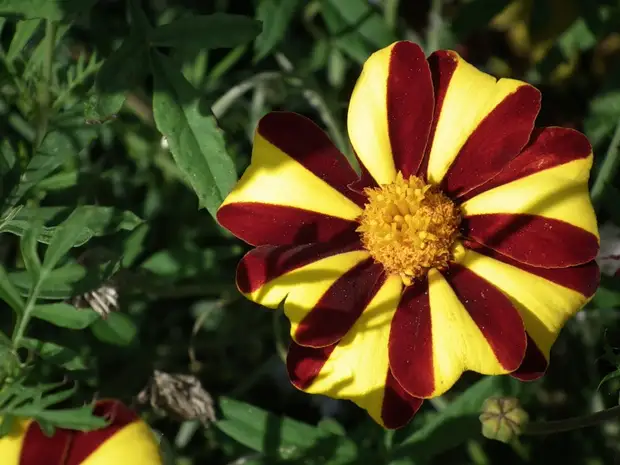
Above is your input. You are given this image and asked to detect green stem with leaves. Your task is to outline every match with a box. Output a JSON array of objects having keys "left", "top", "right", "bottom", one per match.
[
  {"left": 591, "top": 118, "right": 620, "bottom": 208},
  {"left": 11, "top": 280, "right": 43, "bottom": 351},
  {"left": 35, "top": 19, "right": 57, "bottom": 148},
  {"left": 524, "top": 404, "right": 620, "bottom": 435}
]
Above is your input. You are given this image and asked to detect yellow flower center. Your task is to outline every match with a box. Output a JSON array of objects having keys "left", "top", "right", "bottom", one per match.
[{"left": 357, "top": 173, "right": 461, "bottom": 285}]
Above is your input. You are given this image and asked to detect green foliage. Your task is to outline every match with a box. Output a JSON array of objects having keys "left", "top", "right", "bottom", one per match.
[{"left": 0, "top": 0, "right": 617, "bottom": 464}]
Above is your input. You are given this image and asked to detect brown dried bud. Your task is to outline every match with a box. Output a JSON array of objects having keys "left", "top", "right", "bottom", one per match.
[
  {"left": 479, "top": 397, "right": 529, "bottom": 443},
  {"left": 138, "top": 370, "right": 216, "bottom": 425}
]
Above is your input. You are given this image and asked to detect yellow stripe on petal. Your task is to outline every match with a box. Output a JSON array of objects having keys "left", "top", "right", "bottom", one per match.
[
  {"left": 428, "top": 269, "right": 511, "bottom": 396},
  {"left": 304, "top": 275, "right": 402, "bottom": 424},
  {"left": 427, "top": 53, "right": 527, "bottom": 185},
  {"left": 461, "top": 157, "right": 598, "bottom": 238},
  {"left": 0, "top": 418, "right": 31, "bottom": 465},
  {"left": 459, "top": 248, "right": 589, "bottom": 358},
  {"left": 347, "top": 44, "right": 396, "bottom": 185},
  {"left": 81, "top": 421, "right": 162, "bottom": 465},
  {"left": 222, "top": 133, "right": 362, "bottom": 220},
  {"left": 244, "top": 250, "right": 370, "bottom": 336}
]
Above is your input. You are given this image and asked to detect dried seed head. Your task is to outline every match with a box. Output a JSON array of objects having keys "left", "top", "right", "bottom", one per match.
[{"left": 138, "top": 370, "right": 216, "bottom": 425}]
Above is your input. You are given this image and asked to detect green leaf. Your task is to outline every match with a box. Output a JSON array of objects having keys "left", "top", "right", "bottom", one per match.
[
  {"left": 390, "top": 377, "right": 523, "bottom": 464},
  {"left": 19, "top": 338, "right": 87, "bottom": 371},
  {"left": 150, "top": 14, "right": 262, "bottom": 49},
  {"left": 216, "top": 397, "right": 357, "bottom": 463},
  {"left": 36, "top": 405, "right": 108, "bottom": 430},
  {"left": 6, "top": 19, "right": 41, "bottom": 63},
  {"left": 11, "top": 262, "right": 93, "bottom": 300},
  {"left": 31, "top": 303, "right": 99, "bottom": 329},
  {"left": 42, "top": 208, "right": 96, "bottom": 272},
  {"left": 0, "top": 206, "right": 143, "bottom": 246},
  {"left": 325, "top": 0, "right": 397, "bottom": 49},
  {"left": 254, "top": 0, "right": 300, "bottom": 61},
  {"left": 0, "top": 0, "right": 98, "bottom": 20},
  {"left": 585, "top": 91, "right": 620, "bottom": 148},
  {"left": 151, "top": 50, "right": 237, "bottom": 219},
  {"left": 90, "top": 312, "right": 137, "bottom": 346},
  {"left": 6, "top": 126, "right": 96, "bottom": 209},
  {"left": 85, "top": 33, "right": 149, "bottom": 122},
  {"left": 0, "top": 140, "right": 19, "bottom": 213},
  {"left": 0, "top": 263, "right": 24, "bottom": 313},
  {"left": 452, "top": 0, "right": 511, "bottom": 40},
  {"left": 19, "top": 222, "right": 43, "bottom": 278}
]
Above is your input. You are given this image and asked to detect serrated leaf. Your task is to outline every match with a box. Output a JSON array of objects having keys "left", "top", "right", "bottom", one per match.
[
  {"left": 19, "top": 338, "right": 87, "bottom": 371},
  {"left": 150, "top": 14, "right": 261, "bottom": 49},
  {"left": 31, "top": 303, "right": 99, "bottom": 329},
  {"left": 85, "top": 33, "right": 149, "bottom": 121},
  {"left": 36, "top": 405, "right": 108, "bottom": 431},
  {"left": 42, "top": 208, "right": 96, "bottom": 273},
  {"left": 6, "top": 18, "right": 41, "bottom": 63},
  {"left": 0, "top": 206, "right": 143, "bottom": 245},
  {"left": 0, "top": 0, "right": 98, "bottom": 20},
  {"left": 254, "top": 0, "right": 300, "bottom": 61},
  {"left": 6, "top": 126, "right": 96, "bottom": 209},
  {"left": 151, "top": 50, "right": 237, "bottom": 219},
  {"left": 90, "top": 312, "right": 137, "bottom": 346}
]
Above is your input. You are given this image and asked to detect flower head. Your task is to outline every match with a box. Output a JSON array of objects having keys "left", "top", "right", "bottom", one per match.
[
  {"left": 0, "top": 400, "right": 163, "bottom": 464},
  {"left": 217, "top": 41, "right": 600, "bottom": 428}
]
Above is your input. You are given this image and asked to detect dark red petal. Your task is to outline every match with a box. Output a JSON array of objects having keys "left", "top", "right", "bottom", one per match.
[
  {"left": 441, "top": 86, "right": 541, "bottom": 198},
  {"left": 295, "top": 259, "right": 386, "bottom": 347},
  {"left": 511, "top": 333, "right": 548, "bottom": 381},
  {"left": 217, "top": 203, "right": 360, "bottom": 246},
  {"left": 387, "top": 41, "right": 434, "bottom": 178},
  {"left": 463, "top": 239, "right": 600, "bottom": 297},
  {"left": 20, "top": 422, "right": 72, "bottom": 465},
  {"left": 258, "top": 112, "right": 366, "bottom": 206},
  {"left": 65, "top": 401, "right": 139, "bottom": 465},
  {"left": 236, "top": 240, "right": 365, "bottom": 294},
  {"left": 463, "top": 213, "right": 599, "bottom": 268},
  {"left": 287, "top": 342, "right": 335, "bottom": 389},
  {"left": 382, "top": 370, "right": 423, "bottom": 429},
  {"left": 417, "top": 50, "right": 458, "bottom": 180},
  {"left": 388, "top": 277, "right": 435, "bottom": 398},
  {"left": 442, "top": 264, "right": 526, "bottom": 372},
  {"left": 461, "top": 127, "right": 592, "bottom": 202}
]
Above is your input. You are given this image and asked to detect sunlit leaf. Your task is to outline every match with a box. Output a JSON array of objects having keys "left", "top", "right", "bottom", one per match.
[{"left": 151, "top": 50, "right": 237, "bottom": 219}]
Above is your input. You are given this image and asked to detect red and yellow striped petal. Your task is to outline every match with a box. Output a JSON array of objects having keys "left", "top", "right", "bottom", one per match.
[
  {"left": 461, "top": 128, "right": 599, "bottom": 267},
  {"left": 1, "top": 401, "right": 162, "bottom": 465},
  {"left": 422, "top": 50, "right": 540, "bottom": 194},
  {"left": 347, "top": 41, "right": 434, "bottom": 185},
  {"left": 460, "top": 241, "right": 599, "bottom": 371},
  {"left": 287, "top": 275, "right": 423, "bottom": 428},
  {"left": 218, "top": 112, "right": 364, "bottom": 246},
  {"left": 389, "top": 263, "right": 525, "bottom": 398},
  {"left": 237, "top": 241, "right": 378, "bottom": 346}
]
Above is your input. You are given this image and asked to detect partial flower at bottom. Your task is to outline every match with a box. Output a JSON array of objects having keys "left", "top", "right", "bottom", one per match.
[
  {"left": 0, "top": 400, "right": 163, "bottom": 464},
  {"left": 216, "top": 41, "right": 600, "bottom": 428}
]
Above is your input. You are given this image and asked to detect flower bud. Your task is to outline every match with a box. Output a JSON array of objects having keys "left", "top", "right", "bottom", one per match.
[{"left": 479, "top": 396, "right": 529, "bottom": 443}]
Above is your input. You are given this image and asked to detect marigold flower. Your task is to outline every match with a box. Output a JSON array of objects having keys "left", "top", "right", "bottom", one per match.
[
  {"left": 217, "top": 41, "right": 600, "bottom": 428},
  {"left": 0, "top": 400, "right": 163, "bottom": 464}
]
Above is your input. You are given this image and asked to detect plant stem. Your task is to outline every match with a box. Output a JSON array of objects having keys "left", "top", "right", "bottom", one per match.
[
  {"left": 35, "top": 20, "right": 57, "bottom": 148},
  {"left": 591, "top": 117, "right": 620, "bottom": 208},
  {"left": 11, "top": 279, "right": 43, "bottom": 350},
  {"left": 524, "top": 404, "right": 620, "bottom": 435}
]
